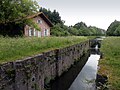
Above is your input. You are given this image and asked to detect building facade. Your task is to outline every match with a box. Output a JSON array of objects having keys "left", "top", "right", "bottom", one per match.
[{"left": 24, "top": 12, "right": 53, "bottom": 37}]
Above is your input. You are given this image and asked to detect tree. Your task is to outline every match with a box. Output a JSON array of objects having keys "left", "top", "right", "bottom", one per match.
[
  {"left": 39, "top": 8, "right": 63, "bottom": 25},
  {"left": 107, "top": 20, "right": 120, "bottom": 36},
  {"left": 0, "top": 0, "right": 39, "bottom": 24},
  {"left": 0, "top": 0, "right": 39, "bottom": 36},
  {"left": 113, "top": 25, "right": 120, "bottom": 36},
  {"left": 88, "top": 26, "right": 97, "bottom": 35},
  {"left": 40, "top": 7, "right": 105, "bottom": 36},
  {"left": 51, "top": 23, "right": 70, "bottom": 36},
  {"left": 68, "top": 27, "right": 78, "bottom": 35},
  {"left": 73, "top": 22, "right": 105, "bottom": 36},
  {"left": 39, "top": 8, "right": 70, "bottom": 36},
  {"left": 73, "top": 22, "right": 87, "bottom": 30}
]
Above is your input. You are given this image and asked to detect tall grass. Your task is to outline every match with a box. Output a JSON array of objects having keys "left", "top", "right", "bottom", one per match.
[
  {"left": 0, "top": 36, "right": 89, "bottom": 63},
  {"left": 99, "top": 37, "right": 120, "bottom": 89}
]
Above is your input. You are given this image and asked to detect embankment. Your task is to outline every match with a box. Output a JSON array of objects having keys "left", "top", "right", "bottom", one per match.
[{"left": 0, "top": 39, "right": 95, "bottom": 90}]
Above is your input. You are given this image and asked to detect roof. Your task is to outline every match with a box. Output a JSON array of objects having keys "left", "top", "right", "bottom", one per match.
[
  {"left": 0, "top": 12, "right": 53, "bottom": 27},
  {"left": 27, "top": 12, "right": 53, "bottom": 27}
]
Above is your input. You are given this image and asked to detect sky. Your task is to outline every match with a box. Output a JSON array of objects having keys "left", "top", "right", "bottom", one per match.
[{"left": 38, "top": 0, "right": 120, "bottom": 30}]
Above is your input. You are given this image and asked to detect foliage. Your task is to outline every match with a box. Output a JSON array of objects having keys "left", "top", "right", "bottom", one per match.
[
  {"left": 113, "top": 25, "right": 120, "bottom": 36},
  {"left": 0, "top": 0, "right": 39, "bottom": 36},
  {"left": 25, "top": 19, "right": 41, "bottom": 31},
  {"left": 39, "top": 8, "right": 63, "bottom": 25},
  {"left": 99, "top": 37, "right": 120, "bottom": 89},
  {"left": 0, "top": 36, "right": 89, "bottom": 63},
  {"left": 68, "top": 27, "right": 79, "bottom": 36},
  {"left": 50, "top": 21, "right": 105, "bottom": 36},
  {"left": 73, "top": 22, "right": 87, "bottom": 30},
  {"left": 89, "top": 26, "right": 105, "bottom": 36},
  {"left": 0, "top": 0, "right": 39, "bottom": 24},
  {"left": 51, "top": 23, "right": 70, "bottom": 36},
  {"left": 73, "top": 22, "right": 105, "bottom": 36},
  {"left": 107, "top": 20, "right": 120, "bottom": 36},
  {"left": 40, "top": 8, "right": 105, "bottom": 36},
  {"left": 73, "top": 22, "right": 89, "bottom": 36}
]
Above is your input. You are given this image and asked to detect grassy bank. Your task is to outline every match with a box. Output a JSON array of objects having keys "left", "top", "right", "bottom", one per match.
[
  {"left": 0, "top": 36, "right": 91, "bottom": 63},
  {"left": 99, "top": 37, "right": 120, "bottom": 89}
]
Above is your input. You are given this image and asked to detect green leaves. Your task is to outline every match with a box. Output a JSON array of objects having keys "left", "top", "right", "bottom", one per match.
[
  {"left": 24, "top": 19, "right": 41, "bottom": 31},
  {"left": 73, "top": 22, "right": 105, "bottom": 36},
  {"left": 0, "top": 0, "right": 39, "bottom": 24},
  {"left": 107, "top": 20, "right": 120, "bottom": 36},
  {"left": 0, "top": 0, "right": 40, "bottom": 36},
  {"left": 51, "top": 23, "right": 70, "bottom": 36},
  {"left": 39, "top": 8, "right": 63, "bottom": 25},
  {"left": 39, "top": 8, "right": 105, "bottom": 36}
]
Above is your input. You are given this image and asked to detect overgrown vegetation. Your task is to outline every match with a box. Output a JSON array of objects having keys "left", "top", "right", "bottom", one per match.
[
  {"left": 0, "top": 36, "right": 91, "bottom": 63},
  {"left": 99, "top": 37, "right": 120, "bottom": 89}
]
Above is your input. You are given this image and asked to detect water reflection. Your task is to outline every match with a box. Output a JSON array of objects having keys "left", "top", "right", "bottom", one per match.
[
  {"left": 49, "top": 52, "right": 90, "bottom": 90},
  {"left": 49, "top": 43, "right": 101, "bottom": 90},
  {"left": 69, "top": 54, "right": 100, "bottom": 90},
  {"left": 69, "top": 43, "right": 101, "bottom": 90}
]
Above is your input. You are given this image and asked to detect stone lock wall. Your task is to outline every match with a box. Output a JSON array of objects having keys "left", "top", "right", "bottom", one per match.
[{"left": 0, "top": 40, "right": 92, "bottom": 90}]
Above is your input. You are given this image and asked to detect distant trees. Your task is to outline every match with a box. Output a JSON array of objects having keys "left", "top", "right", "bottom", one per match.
[
  {"left": 0, "top": 2, "right": 106, "bottom": 37},
  {"left": 107, "top": 20, "right": 120, "bottom": 36},
  {"left": 72, "top": 22, "right": 105, "bottom": 36},
  {"left": 39, "top": 8, "right": 63, "bottom": 25},
  {"left": 89, "top": 26, "right": 105, "bottom": 36},
  {"left": 39, "top": 8, "right": 70, "bottom": 36},
  {"left": 51, "top": 23, "right": 70, "bottom": 36},
  {"left": 40, "top": 8, "right": 105, "bottom": 36}
]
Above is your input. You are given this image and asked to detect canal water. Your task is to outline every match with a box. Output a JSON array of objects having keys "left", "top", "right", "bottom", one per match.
[
  {"left": 49, "top": 42, "right": 101, "bottom": 90},
  {"left": 69, "top": 45, "right": 100, "bottom": 90}
]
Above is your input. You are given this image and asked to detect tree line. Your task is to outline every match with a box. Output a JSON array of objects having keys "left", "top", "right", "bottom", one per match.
[
  {"left": 40, "top": 8, "right": 106, "bottom": 36},
  {"left": 2, "top": 0, "right": 118, "bottom": 36}
]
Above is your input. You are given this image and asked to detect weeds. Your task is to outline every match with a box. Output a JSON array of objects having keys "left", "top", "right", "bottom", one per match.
[
  {"left": 99, "top": 37, "right": 120, "bottom": 89},
  {"left": 0, "top": 36, "right": 90, "bottom": 63}
]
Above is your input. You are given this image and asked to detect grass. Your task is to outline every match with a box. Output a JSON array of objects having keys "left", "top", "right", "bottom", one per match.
[
  {"left": 98, "top": 37, "right": 120, "bottom": 90},
  {"left": 0, "top": 36, "right": 91, "bottom": 63}
]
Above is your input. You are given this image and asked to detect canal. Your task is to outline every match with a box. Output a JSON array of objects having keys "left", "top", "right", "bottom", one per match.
[{"left": 48, "top": 39, "right": 102, "bottom": 90}]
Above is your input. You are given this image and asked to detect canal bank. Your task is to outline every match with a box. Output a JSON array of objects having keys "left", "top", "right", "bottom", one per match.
[
  {"left": 0, "top": 39, "right": 95, "bottom": 90},
  {"left": 48, "top": 51, "right": 90, "bottom": 90},
  {"left": 69, "top": 44, "right": 101, "bottom": 90},
  {"left": 49, "top": 39, "right": 102, "bottom": 90},
  {"left": 97, "top": 37, "right": 120, "bottom": 90}
]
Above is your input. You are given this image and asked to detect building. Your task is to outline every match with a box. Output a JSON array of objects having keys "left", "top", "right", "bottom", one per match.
[{"left": 24, "top": 12, "right": 53, "bottom": 37}]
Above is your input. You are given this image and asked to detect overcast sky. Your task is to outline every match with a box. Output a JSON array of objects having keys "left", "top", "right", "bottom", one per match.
[{"left": 38, "top": 0, "right": 120, "bottom": 30}]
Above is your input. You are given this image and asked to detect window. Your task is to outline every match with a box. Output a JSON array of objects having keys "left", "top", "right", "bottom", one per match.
[
  {"left": 38, "top": 31, "right": 41, "bottom": 37},
  {"left": 28, "top": 28, "right": 36, "bottom": 36},
  {"left": 29, "top": 28, "right": 34, "bottom": 36},
  {"left": 44, "top": 29, "right": 47, "bottom": 36},
  {"left": 37, "top": 19, "right": 42, "bottom": 24},
  {"left": 33, "top": 29, "right": 36, "bottom": 36}
]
